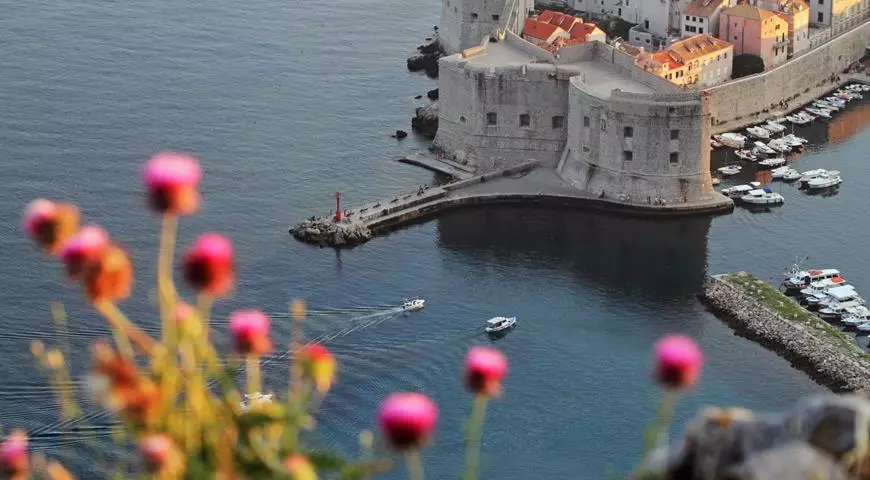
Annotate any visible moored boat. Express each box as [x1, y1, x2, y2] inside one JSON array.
[[713, 132, 747, 149], [717, 165, 742, 176], [758, 157, 786, 168], [819, 300, 865, 321], [764, 121, 786, 133], [746, 126, 770, 139], [781, 267, 842, 294], [740, 188, 784, 205], [782, 168, 802, 181], [807, 170, 842, 189], [735, 149, 758, 162], [485, 316, 517, 335], [753, 141, 776, 155]]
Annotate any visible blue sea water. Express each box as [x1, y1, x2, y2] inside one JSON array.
[[3, 0, 869, 477]]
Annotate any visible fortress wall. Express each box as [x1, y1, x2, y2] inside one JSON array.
[[706, 19, 870, 130], [559, 78, 718, 205], [435, 58, 569, 170]]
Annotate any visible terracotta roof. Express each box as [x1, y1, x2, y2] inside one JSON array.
[[568, 22, 603, 39], [684, 0, 730, 17], [651, 51, 683, 69], [668, 34, 732, 61], [523, 18, 562, 41], [722, 4, 782, 21]]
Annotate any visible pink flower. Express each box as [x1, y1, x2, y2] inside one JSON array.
[[377, 392, 438, 450], [21, 199, 79, 254], [464, 346, 508, 396], [142, 152, 201, 215], [138, 434, 178, 474], [60, 225, 109, 279], [299, 343, 337, 393], [229, 309, 272, 356], [654, 335, 703, 389], [0, 431, 28, 476], [182, 233, 234, 296]]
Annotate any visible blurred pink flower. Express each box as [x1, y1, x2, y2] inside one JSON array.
[[0, 430, 28, 476], [142, 152, 201, 215], [229, 309, 272, 356], [377, 392, 438, 450], [21, 199, 79, 254], [182, 233, 234, 296], [654, 334, 703, 389], [464, 346, 508, 396], [60, 225, 109, 279]]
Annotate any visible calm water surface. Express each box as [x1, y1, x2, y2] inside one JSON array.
[[3, 0, 868, 477]]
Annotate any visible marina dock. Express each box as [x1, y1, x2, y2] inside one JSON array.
[[700, 273, 870, 392]]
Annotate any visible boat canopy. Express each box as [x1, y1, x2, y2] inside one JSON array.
[[826, 285, 859, 301], [763, 188, 773, 193], [747, 189, 766, 195]]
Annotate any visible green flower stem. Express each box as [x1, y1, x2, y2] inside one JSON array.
[[247, 355, 261, 395], [639, 388, 679, 472], [462, 394, 490, 480], [404, 449, 424, 480], [157, 214, 178, 343], [196, 293, 213, 341]]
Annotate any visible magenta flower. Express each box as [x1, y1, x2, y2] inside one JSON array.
[[0, 431, 28, 476], [142, 152, 201, 215], [182, 233, 234, 296], [229, 309, 272, 356], [21, 199, 79, 254], [377, 392, 438, 450], [464, 346, 508, 396], [654, 334, 703, 389], [60, 225, 110, 279], [138, 434, 177, 473]]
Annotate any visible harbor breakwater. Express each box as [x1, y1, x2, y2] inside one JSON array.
[[700, 273, 870, 392]]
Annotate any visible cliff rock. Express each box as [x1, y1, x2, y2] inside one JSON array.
[[411, 101, 439, 138]]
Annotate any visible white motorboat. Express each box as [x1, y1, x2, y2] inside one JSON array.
[[767, 139, 793, 153], [402, 298, 426, 312], [806, 284, 861, 309], [764, 121, 786, 133], [713, 133, 747, 149], [783, 133, 807, 145], [758, 157, 786, 168], [240, 392, 274, 413], [819, 300, 865, 321], [746, 126, 770, 139], [485, 316, 517, 334], [734, 149, 758, 162], [770, 166, 793, 179], [753, 141, 776, 155], [781, 267, 842, 293], [786, 112, 814, 125], [805, 107, 831, 119], [798, 168, 827, 186], [800, 276, 849, 299], [843, 306, 870, 326], [740, 188, 784, 205], [782, 168, 802, 181], [824, 96, 846, 107], [856, 322, 870, 331], [717, 165, 742, 176], [721, 182, 761, 198], [813, 100, 839, 111], [807, 170, 842, 189]]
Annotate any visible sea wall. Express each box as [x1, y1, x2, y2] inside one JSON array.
[[705, 19, 870, 131], [700, 273, 870, 392]]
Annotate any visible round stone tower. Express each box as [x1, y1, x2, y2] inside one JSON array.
[[439, 0, 534, 54]]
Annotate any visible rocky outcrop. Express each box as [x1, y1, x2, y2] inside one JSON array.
[[411, 101, 439, 138], [289, 218, 372, 247], [407, 53, 441, 78], [427, 88, 439, 100], [700, 274, 870, 392], [639, 394, 870, 480]]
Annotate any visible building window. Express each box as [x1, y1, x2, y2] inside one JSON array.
[[734, 22, 738, 27], [618, 8, 622, 15], [552, 116, 565, 128], [818, 11, 824, 21], [645, 38, 650, 44], [492, 14, 499, 20], [699, 27, 704, 33], [623, 150, 633, 161], [645, 19, 649, 29], [670, 152, 679, 164], [692, 16, 697, 21], [700, 18, 704, 23], [471, 12, 478, 19], [624, 126, 634, 137], [670, 129, 679, 140], [686, 15, 690, 20], [600, 119, 607, 131], [685, 25, 691, 32], [819, 0, 823, 4], [724, 52, 728, 58], [519, 114, 530, 127], [668, 107, 676, 113], [460, 116, 466, 123], [486, 112, 497, 125], [583, 116, 590, 127]]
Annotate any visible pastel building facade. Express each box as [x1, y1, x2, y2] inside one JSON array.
[[522, 10, 606, 48], [682, 0, 737, 37], [807, 0, 867, 28], [750, 0, 811, 56], [719, 5, 790, 68], [634, 34, 734, 87]]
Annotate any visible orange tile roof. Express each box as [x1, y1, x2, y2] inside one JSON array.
[[569, 22, 602, 39], [523, 18, 562, 41], [652, 51, 683, 69], [668, 34, 732, 61], [722, 4, 781, 20], [684, 0, 730, 17]]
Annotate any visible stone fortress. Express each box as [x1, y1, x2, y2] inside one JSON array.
[[434, 0, 728, 210]]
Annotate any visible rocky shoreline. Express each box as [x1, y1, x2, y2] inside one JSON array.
[[700, 273, 870, 392], [411, 101, 439, 137], [289, 217, 372, 247]]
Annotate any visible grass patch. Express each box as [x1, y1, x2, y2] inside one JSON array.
[[723, 272, 870, 362]]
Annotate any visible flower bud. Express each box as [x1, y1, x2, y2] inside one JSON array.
[[377, 392, 437, 450], [143, 152, 201, 215], [464, 346, 508, 396], [653, 334, 703, 390], [284, 454, 316, 480], [0, 431, 28, 477], [82, 244, 132, 304], [22, 199, 79, 254], [299, 344, 336, 393], [229, 309, 271, 356], [182, 233, 234, 296], [59, 225, 109, 279]]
